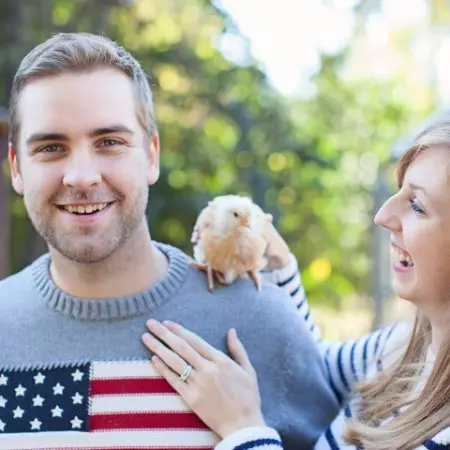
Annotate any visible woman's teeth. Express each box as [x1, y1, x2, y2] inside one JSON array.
[[63, 203, 108, 214], [395, 248, 414, 267]]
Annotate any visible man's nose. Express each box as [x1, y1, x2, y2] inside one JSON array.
[[374, 194, 401, 232], [62, 148, 102, 190]]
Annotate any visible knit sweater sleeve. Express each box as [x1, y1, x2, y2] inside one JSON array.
[[214, 421, 450, 450], [215, 427, 283, 450], [261, 253, 320, 343], [262, 253, 410, 404], [236, 280, 340, 449]]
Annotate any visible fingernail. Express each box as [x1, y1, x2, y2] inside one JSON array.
[[147, 319, 158, 328]]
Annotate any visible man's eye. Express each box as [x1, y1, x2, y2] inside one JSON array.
[[99, 138, 122, 147], [38, 144, 63, 153]]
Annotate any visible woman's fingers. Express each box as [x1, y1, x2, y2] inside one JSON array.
[[162, 321, 223, 361], [145, 319, 205, 369], [142, 332, 193, 377], [144, 322, 265, 439], [227, 329, 254, 373], [151, 356, 189, 395]]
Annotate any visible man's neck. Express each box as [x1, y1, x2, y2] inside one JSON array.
[[49, 226, 169, 299]]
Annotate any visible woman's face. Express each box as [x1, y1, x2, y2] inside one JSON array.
[[374, 148, 450, 311]]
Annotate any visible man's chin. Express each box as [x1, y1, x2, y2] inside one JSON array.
[[51, 243, 117, 265]]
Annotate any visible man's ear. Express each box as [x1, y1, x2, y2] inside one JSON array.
[[8, 144, 23, 195], [147, 134, 160, 186]]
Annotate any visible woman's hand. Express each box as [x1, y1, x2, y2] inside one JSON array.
[[262, 221, 291, 270], [142, 320, 266, 439]]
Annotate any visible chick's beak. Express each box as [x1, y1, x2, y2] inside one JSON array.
[[240, 215, 251, 228]]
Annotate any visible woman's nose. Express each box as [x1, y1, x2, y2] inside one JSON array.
[[374, 194, 401, 232]]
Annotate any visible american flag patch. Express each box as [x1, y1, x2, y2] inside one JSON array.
[[0, 361, 217, 449]]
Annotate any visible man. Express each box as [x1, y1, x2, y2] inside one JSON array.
[[0, 33, 338, 449]]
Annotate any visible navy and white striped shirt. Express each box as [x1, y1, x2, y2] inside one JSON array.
[[216, 254, 450, 450]]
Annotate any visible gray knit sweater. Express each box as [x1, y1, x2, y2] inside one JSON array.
[[0, 242, 338, 450]]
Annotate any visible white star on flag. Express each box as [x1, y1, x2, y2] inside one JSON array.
[[71, 392, 83, 405], [33, 372, 46, 384], [30, 418, 42, 430], [0, 419, 5, 432], [71, 369, 84, 382], [51, 405, 64, 418], [14, 384, 26, 397], [32, 394, 45, 407], [13, 406, 25, 418], [0, 374, 7, 386], [0, 396, 7, 408], [53, 382, 65, 395], [70, 416, 83, 429]]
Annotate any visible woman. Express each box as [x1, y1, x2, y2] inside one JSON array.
[[142, 117, 450, 450]]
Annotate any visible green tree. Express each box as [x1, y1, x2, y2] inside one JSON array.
[[0, 0, 435, 313]]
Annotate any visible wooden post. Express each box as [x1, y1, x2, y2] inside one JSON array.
[[0, 106, 9, 279]]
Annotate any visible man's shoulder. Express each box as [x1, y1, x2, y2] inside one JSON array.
[[187, 268, 307, 332], [219, 276, 296, 309], [0, 264, 34, 303], [226, 279, 310, 335]]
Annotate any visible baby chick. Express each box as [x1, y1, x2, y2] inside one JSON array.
[[191, 195, 273, 291]]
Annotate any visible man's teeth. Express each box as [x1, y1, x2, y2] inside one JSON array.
[[64, 203, 108, 214]]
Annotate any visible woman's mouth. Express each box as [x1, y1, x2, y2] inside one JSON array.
[[391, 244, 415, 270]]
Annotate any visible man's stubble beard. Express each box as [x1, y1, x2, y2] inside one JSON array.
[[25, 187, 149, 264]]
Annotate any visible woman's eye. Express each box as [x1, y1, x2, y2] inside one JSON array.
[[409, 197, 424, 215]]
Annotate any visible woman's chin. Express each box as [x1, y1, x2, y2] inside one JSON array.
[[392, 278, 418, 304]]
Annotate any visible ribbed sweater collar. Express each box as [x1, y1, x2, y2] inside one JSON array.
[[30, 242, 189, 321]]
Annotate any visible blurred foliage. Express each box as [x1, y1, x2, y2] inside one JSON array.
[[0, 0, 433, 306]]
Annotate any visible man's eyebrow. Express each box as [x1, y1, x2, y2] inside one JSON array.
[[88, 125, 134, 137], [26, 133, 69, 146], [25, 126, 135, 146], [409, 182, 427, 196]]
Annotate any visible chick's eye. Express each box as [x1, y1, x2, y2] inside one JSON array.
[[233, 212, 239, 217]]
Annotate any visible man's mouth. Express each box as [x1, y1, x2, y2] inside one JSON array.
[[57, 202, 112, 215]]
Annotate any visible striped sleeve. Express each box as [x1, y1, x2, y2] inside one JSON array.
[[213, 419, 450, 450], [261, 253, 320, 342], [263, 253, 411, 404], [314, 407, 450, 450], [319, 318, 413, 404], [318, 323, 405, 403], [214, 427, 283, 450]]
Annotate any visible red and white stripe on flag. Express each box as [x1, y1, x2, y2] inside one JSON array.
[[0, 361, 218, 450]]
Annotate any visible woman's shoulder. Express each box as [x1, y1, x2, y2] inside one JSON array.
[[370, 320, 412, 373]]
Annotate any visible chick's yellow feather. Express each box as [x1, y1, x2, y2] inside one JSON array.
[[191, 195, 272, 291]]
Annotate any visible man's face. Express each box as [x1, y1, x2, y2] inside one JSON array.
[[9, 69, 159, 263]]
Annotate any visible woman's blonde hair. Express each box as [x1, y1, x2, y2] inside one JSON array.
[[345, 117, 450, 450]]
